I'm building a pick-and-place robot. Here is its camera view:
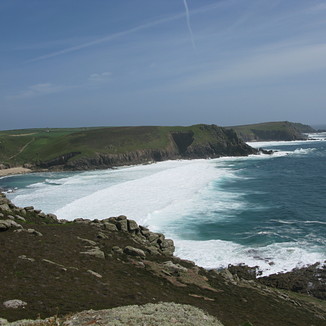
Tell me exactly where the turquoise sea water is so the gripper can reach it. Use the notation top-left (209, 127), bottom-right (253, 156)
top-left (1, 134), bottom-right (326, 275)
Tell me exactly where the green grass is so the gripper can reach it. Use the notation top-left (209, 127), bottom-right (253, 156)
top-left (0, 125), bottom-right (220, 166)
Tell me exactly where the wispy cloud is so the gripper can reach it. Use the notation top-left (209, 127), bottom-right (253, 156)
top-left (88, 72), bottom-right (112, 83)
top-left (183, 0), bottom-right (197, 50)
top-left (28, 2), bottom-right (222, 63)
top-left (8, 83), bottom-right (69, 99)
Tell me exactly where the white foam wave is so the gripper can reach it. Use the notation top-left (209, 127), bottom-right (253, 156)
top-left (247, 138), bottom-right (325, 149)
top-left (54, 159), bottom-right (221, 225)
top-left (174, 239), bottom-right (325, 276)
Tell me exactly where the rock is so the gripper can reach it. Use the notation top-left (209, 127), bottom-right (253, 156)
top-left (97, 231), bottom-right (108, 239)
top-left (18, 255), bottom-right (35, 262)
top-left (116, 219), bottom-right (128, 232)
top-left (162, 261), bottom-right (188, 274)
top-left (53, 302), bottom-right (225, 326)
top-left (26, 229), bottom-right (43, 236)
top-left (147, 232), bottom-right (161, 243)
top-left (77, 236), bottom-right (97, 246)
top-left (7, 215), bottom-right (15, 220)
top-left (160, 239), bottom-right (175, 255)
top-left (73, 218), bottom-right (91, 224)
top-left (117, 215), bottom-right (127, 221)
top-left (0, 318), bottom-right (8, 325)
top-left (0, 220), bottom-right (23, 231)
top-left (103, 222), bottom-right (117, 231)
top-left (124, 246), bottom-right (146, 258)
top-left (0, 204), bottom-right (10, 212)
top-left (15, 215), bottom-right (26, 222)
top-left (3, 299), bottom-right (27, 309)
top-left (80, 247), bottom-right (105, 259)
top-left (23, 206), bottom-right (34, 211)
top-left (112, 246), bottom-right (123, 254)
top-left (0, 213), bottom-right (4, 218)
top-left (127, 219), bottom-right (139, 232)
top-left (87, 270), bottom-right (103, 278)
top-left (47, 213), bottom-right (58, 221)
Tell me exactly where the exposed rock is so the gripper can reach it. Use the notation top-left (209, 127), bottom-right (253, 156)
top-left (73, 218), bottom-right (91, 224)
top-left (127, 219), bottom-right (139, 232)
top-left (15, 216), bottom-right (26, 222)
top-left (162, 261), bottom-right (188, 274)
top-left (25, 229), bottom-right (43, 237)
top-left (116, 219), bottom-right (128, 232)
top-left (80, 247), bottom-right (105, 259)
top-left (87, 270), bottom-right (103, 278)
top-left (103, 222), bottom-right (117, 231)
top-left (124, 246), bottom-right (146, 258)
top-left (111, 246), bottom-right (123, 254)
top-left (3, 300), bottom-right (27, 309)
top-left (77, 237), bottom-right (97, 246)
top-left (18, 255), bottom-right (35, 263)
top-left (0, 220), bottom-right (23, 232)
top-left (96, 231), bottom-right (108, 239)
top-left (0, 204), bottom-right (10, 212)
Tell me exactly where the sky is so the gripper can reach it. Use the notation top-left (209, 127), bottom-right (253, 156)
top-left (1, 0), bottom-right (326, 130)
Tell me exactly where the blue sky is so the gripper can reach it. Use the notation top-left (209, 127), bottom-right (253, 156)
top-left (1, 0), bottom-right (326, 129)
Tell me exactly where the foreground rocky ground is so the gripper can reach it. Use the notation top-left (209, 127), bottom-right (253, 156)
top-left (0, 193), bottom-right (325, 326)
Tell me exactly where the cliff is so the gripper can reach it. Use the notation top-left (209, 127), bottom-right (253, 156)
top-left (0, 125), bottom-right (256, 171)
top-left (0, 193), bottom-right (325, 326)
top-left (228, 121), bottom-right (316, 142)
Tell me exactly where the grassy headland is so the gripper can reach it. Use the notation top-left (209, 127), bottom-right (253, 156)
top-left (0, 124), bottom-right (256, 171)
top-left (227, 121), bottom-right (315, 142)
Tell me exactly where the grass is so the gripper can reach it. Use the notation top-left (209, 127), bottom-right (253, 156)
top-left (0, 124), bottom-right (239, 167)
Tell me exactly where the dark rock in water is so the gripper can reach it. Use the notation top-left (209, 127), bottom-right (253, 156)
top-left (259, 262), bottom-right (326, 300)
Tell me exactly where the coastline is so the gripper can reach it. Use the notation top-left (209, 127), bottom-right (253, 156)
top-left (0, 167), bottom-right (32, 177)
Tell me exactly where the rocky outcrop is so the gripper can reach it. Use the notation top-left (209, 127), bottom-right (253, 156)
top-left (0, 303), bottom-right (225, 326)
top-left (259, 262), bottom-right (326, 300)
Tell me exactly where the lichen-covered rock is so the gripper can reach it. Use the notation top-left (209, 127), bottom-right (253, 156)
top-left (3, 300), bottom-right (27, 309)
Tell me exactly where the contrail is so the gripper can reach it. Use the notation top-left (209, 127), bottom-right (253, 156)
top-left (183, 0), bottom-right (196, 50)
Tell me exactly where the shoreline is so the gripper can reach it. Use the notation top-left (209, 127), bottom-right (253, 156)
top-left (0, 167), bottom-right (32, 177)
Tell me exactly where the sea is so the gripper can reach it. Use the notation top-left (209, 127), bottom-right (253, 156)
top-left (1, 132), bottom-right (326, 276)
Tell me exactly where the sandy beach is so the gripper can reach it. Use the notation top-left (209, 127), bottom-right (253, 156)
top-left (0, 167), bottom-right (32, 177)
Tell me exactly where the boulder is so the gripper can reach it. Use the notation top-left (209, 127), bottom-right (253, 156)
top-left (124, 246), bottom-right (146, 258)
top-left (0, 204), bottom-right (10, 212)
top-left (26, 229), bottom-right (43, 237)
top-left (116, 219), bottom-right (128, 232)
top-left (103, 222), bottom-right (117, 231)
top-left (3, 299), bottom-right (27, 309)
top-left (0, 220), bottom-right (23, 232)
top-left (127, 219), bottom-right (139, 232)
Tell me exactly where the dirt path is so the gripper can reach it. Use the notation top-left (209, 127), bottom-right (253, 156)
top-left (8, 139), bottom-right (34, 160)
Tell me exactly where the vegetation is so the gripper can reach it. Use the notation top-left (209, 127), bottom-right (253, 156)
top-left (0, 124), bottom-right (255, 170)
top-left (227, 121), bottom-right (315, 142)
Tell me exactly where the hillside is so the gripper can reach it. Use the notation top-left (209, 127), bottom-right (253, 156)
top-left (1, 193), bottom-right (325, 326)
top-left (228, 121), bottom-right (315, 142)
top-left (0, 125), bottom-right (256, 171)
